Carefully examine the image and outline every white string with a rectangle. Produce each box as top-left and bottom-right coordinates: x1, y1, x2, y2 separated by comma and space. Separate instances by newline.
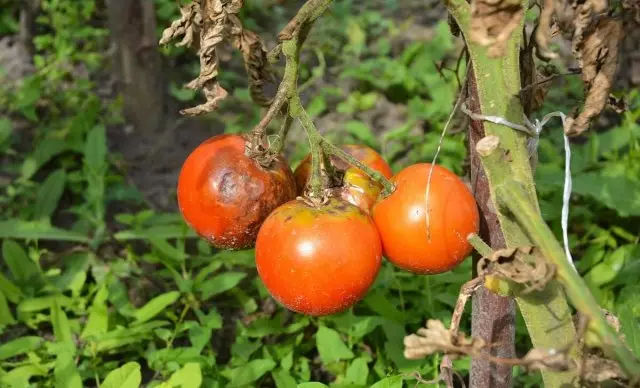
425, 70, 469, 241
463, 106, 577, 272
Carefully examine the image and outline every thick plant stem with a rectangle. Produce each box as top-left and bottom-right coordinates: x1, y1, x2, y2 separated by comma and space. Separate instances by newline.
492, 178, 640, 381
447, 0, 579, 386
467, 66, 516, 388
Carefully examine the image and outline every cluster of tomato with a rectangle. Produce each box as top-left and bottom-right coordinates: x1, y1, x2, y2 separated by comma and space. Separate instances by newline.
177, 134, 480, 316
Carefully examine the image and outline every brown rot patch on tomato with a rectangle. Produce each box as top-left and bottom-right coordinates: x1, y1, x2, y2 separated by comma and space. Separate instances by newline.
218, 171, 237, 203
177, 134, 296, 250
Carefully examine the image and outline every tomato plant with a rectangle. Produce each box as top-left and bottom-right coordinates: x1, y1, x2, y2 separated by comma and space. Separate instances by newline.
373, 163, 479, 274
293, 144, 393, 213
177, 133, 296, 249
255, 197, 382, 316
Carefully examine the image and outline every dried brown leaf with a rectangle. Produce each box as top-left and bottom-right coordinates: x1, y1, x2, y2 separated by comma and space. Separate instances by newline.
229, 22, 274, 106
565, 18, 623, 135
477, 246, 556, 293
159, 1, 202, 48
404, 319, 486, 360
163, 0, 273, 116
470, 0, 525, 57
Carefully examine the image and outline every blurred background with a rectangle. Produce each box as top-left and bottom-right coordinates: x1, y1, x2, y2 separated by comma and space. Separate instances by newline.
0, 0, 638, 387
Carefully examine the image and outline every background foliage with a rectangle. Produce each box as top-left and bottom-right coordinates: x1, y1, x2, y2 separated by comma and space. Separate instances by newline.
0, 0, 638, 387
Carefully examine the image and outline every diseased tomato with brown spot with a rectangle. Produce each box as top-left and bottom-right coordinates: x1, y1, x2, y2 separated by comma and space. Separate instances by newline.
293, 144, 393, 213
177, 134, 296, 249
372, 163, 479, 274
255, 198, 382, 316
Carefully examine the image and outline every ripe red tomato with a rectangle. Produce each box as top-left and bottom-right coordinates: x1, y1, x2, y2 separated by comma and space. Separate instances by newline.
293, 144, 393, 213
372, 163, 479, 274
255, 198, 382, 316
177, 134, 296, 249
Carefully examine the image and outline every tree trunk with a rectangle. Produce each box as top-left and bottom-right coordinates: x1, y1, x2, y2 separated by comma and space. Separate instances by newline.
105, 0, 164, 135
467, 68, 516, 388
19, 0, 39, 55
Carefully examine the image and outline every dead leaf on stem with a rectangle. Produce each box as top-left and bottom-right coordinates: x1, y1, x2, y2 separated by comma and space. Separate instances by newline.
160, 0, 273, 116
477, 246, 556, 294
470, 0, 525, 57
564, 18, 624, 135
533, 0, 624, 136
160, 2, 202, 49
404, 319, 486, 360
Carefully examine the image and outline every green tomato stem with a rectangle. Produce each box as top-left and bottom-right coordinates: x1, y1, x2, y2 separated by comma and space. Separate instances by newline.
320, 139, 395, 195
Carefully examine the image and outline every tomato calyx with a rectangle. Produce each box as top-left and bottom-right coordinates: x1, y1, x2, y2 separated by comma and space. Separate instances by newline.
244, 134, 280, 168
296, 192, 330, 208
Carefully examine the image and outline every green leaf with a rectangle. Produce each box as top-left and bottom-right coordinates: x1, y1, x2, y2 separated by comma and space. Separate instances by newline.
223, 359, 276, 387
363, 292, 407, 323
0, 273, 23, 303
0, 220, 89, 242
34, 169, 66, 220
149, 237, 187, 262
21, 138, 68, 180
54, 350, 82, 388
0, 336, 42, 360
584, 245, 632, 287
81, 283, 109, 339
133, 291, 180, 324
0, 290, 16, 325
199, 272, 247, 300
345, 358, 369, 385
1, 239, 45, 294
102, 362, 142, 388
0, 364, 51, 387
297, 383, 329, 388
84, 125, 107, 171
51, 298, 74, 353
316, 326, 354, 364
345, 121, 376, 146
166, 362, 202, 388
114, 225, 197, 240
94, 321, 169, 352
272, 370, 297, 388
618, 303, 640, 358
369, 376, 403, 388
18, 295, 72, 317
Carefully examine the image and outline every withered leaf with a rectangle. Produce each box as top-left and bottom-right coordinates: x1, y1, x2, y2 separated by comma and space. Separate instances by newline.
404, 319, 486, 360
565, 18, 623, 136
159, 1, 202, 49
162, 0, 273, 116
470, 0, 525, 57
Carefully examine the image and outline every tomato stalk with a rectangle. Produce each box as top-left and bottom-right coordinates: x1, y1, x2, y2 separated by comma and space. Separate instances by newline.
248, 0, 334, 165
249, 0, 396, 200
475, 136, 640, 380
320, 140, 395, 195
447, 0, 640, 384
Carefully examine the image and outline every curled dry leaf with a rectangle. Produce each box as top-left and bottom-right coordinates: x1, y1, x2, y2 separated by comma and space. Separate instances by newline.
160, 0, 273, 116
477, 246, 556, 294
564, 18, 623, 136
533, 0, 624, 136
404, 319, 486, 360
470, 0, 525, 57
159, 2, 202, 48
